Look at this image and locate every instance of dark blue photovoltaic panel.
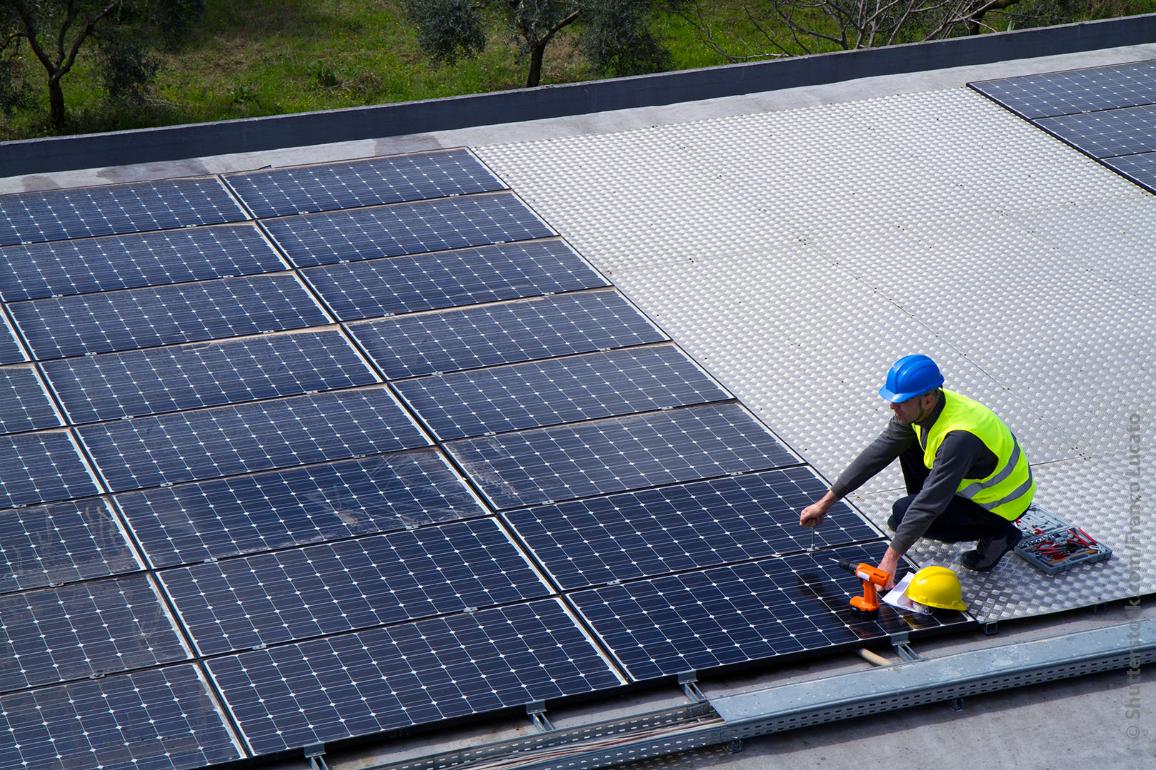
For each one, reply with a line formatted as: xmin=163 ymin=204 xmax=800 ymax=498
xmin=0 ymin=315 xmax=22 ymax=365
xmin=351 ymin=291 xmax=666 ymax=379
xmin=396 ymin=345 xmax=730 ymax=440
xmin=0 ymin=366 xmax=60 ymax=434
xmin=10 ymin=274 xmax=329 ymax=360
xmin=163 ymin=518 xmax=548 ymax=655
xmin=0 ymin=664 xmax=243 ymax=770
xmin=0 ymin=499 xmax=140 ymax=596
xmin=447 ymin=403 xmax=798 ymax=510
xmin=227 ymin=149 xmax=505 ymax=217
xmin=1037 ymin=104 xmax=1156 ymax=158
xmin=0 ymin=574 xmax=187 ymax=693
xmin=207 ymin=599 xmax=620 ymax=755
xmin=0 ymin=431 xmax=98 ymax=508
xmin=505 ymin=468 xmax=883 ymax=590
xmin=970 ymin=60 xmax=1156 ymax=119
xmin=117 ymin=450 xmax=483 ymax=568
xmin=0 ymin=178 xmax=246 ymax=246
xmin=80 ymin=387 xmax=428 ymax=492
xmin=0 ymin=224 xmax=283 ymax=302
xmin=263 ymin=193 xmax=554 ymax=267
xmin=303 ymin=239 xmax=608 ymax=321
xmin=1104 ymin=151 xmax=1156 ymax=192
xmin=570 ymin=543 xmax=970 ymax=681
xmin=43 ymin=329 xmax=375 ymax=424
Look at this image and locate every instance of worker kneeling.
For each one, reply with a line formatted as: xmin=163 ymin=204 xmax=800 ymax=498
xmin=801 ymin=355 xmax=1034 ymax=587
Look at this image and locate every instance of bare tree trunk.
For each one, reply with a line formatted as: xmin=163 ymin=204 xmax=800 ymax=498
xmin=526 ymin=42 xmax=546 ymax=88
xmin=48 ymin=74 xmax=65 ymax=128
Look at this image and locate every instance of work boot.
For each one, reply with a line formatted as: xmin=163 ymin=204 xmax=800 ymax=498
xmin=960 ymin=524 xmax=1022 ymax=571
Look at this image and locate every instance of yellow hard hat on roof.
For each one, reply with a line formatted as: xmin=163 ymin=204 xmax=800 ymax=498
xmin=907 ymin=566 xmax=968 ymax=612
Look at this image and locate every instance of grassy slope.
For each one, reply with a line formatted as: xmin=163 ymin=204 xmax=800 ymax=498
xmin=2 ymin=0 xmax=1153 ymax=140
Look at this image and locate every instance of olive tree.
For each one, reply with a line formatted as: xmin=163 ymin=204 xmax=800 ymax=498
xmin=404 ymin=0 xmax=670 ymax=88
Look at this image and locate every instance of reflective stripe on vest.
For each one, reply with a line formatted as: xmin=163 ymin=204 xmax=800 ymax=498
xmin=913 ymin=390 xmax=1035 ymax=521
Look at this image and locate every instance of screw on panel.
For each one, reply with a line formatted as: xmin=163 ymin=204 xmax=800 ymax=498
xmin=678 ymin=672 xmax=707 ymax=704
xmin=527 ymin=701 xmax=555 ymax=732
xmin=304 ymin=745 xmax=330 ymax=770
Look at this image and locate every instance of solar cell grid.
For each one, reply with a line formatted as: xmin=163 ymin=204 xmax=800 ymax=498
xmin=448 ymin=403 xmax=799 ymax=509
xmin=0 ymin=225 xmax=284 ymax=303
xmin=351 ymin=291 xmax=666 ymax=380
xmin=10 ymin=273 xmax=330 ymax=360
xmin=396 ymin=345 xmax=730 ymax=440
xmin=162 ymin=518 xmax=549 ymax=655
xmin=80 ymin=387 xmax=428 ymax=492
xmin=263 ymin=192 xmax=555 ymax=267
xmin=0 ymin=366 xmax=61 ymax=434
xmin=505 ymin=468 xmax=882 ymax=590
xmin=569 ymin=543 xmax=969 ymax=681
xmin=1037 ymin=104 xmax=1156 ymax=158
xmin=303 ymin=239 xmax=608 ymax=321
xmin=1104 ymin=151 xmax=1156 ymax=192
xmin=0 ymin=664 xmax=244 ymax=770
xmin=227 ymin=149 xmax=506 ymax=217
xmin=43 ymin=329 xmax=376 ymax=424
xmin=970 ymin=60 xmax=1156 ymax=118
xmin=0 ymin=499 xmax=140 ymax=596
xmin=117 ymin=450 xmax=483 ymax=568
xmin=0 ymin=431 xmax=99 ymax=509
xmin=0 ymin=574 xmax=188 ymax=692
xmin=0 ymin=178 xmax=247 ymax=246
xmin=207 ymin=599 xmax=621 ymax=756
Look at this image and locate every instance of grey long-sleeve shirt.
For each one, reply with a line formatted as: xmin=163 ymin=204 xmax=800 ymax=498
xmin=831 ymin=395 xmax=998 ymax=554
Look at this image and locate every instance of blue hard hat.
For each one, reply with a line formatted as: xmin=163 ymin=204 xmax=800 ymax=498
xmin=879 ymin=355 xmax=944 ymax=403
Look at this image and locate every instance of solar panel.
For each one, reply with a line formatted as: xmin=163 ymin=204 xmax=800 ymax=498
xmin=0 ymin=365 xmax=61 ymax=434
xmin=207 ymin=599 xmax=621 ymax=756
xmin=0 ymin=499 xmax=140 ymax=596
xmin=505 ymin=468 xmax=882 ymax=590
xmin=0 ymin=574 xmax=188 ymax=693
xmin=227 ymin=148 xmax=506 ymax=217
xmin=262 ymin=192 xmax=555 ymax=267
xmin=0 ymin=313 xmax=23 ymax=364
xmin=0 ymin=178 xmax=247 ymax=246
xmin=81 ymin=387 xmax=428 ymax=492
xmin=10 ymin=274 xmax=330 ymax=361
xmin=396 ymin=345 xmax=730 ymax=440
xmin=447 ymin=403 xmax=799 ymax=510
xmin=0 ymin=224 xmax=284 ymax=302
xmin=1103 ymin=151 xmax=1156 ymax=193
xmin=302 ymin=239 xmax=608 ymax=321
xmin=1036 ymin=104 xmax=1156 ymax=158
xmin=0 ymin=431 xmax=98 ymax=508
xmin=43 ymin=329 xmax=376 ymax=424
xmin=569 ymin=543 xmax=970 ymax=681
xmin=350 ymin=291 xmax=666 ymax=380
xmin=116 ymin=450 xmax=483 ymax=568
xmin=162 ymin=518 xmax=550 ymax=656
xmin=0 ymin=664 xmax=244 ymax=770
xmin=970 ymin=60 xmax=1156 ymax=118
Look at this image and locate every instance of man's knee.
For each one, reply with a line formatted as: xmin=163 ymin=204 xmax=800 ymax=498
xmin=888 ymin=495 xmax=914 ymax=531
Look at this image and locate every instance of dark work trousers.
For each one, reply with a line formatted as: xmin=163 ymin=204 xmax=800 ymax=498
xmin=887 ymin=444 xmax=1011 ymax=543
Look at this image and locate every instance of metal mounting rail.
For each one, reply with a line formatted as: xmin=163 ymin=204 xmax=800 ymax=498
xmin=362 ymin=619 xmax=1154 ymax=770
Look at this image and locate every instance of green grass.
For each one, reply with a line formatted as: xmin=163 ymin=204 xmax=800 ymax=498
xmin=2 ymin=0 xmax=1154 ymax=141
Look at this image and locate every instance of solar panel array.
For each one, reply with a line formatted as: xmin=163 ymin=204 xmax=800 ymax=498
xmin=0 ymin=148 xmax=967 ymax=769
xmin=971 ymin=59 xmax=1156 ymax=193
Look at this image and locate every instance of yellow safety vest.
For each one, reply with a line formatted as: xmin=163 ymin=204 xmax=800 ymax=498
xmin=913 ymin=390 xmax=1035 ymax=521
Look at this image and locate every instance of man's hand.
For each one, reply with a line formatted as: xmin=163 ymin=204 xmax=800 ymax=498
xmin=877 ymin=547 xmax=902 ymax=590
xmin=800 ymin=490 xmax=838 ymax=528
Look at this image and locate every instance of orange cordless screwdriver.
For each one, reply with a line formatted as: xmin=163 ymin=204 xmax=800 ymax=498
xmin=831 ymin=557 xmax=891 ymax=613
